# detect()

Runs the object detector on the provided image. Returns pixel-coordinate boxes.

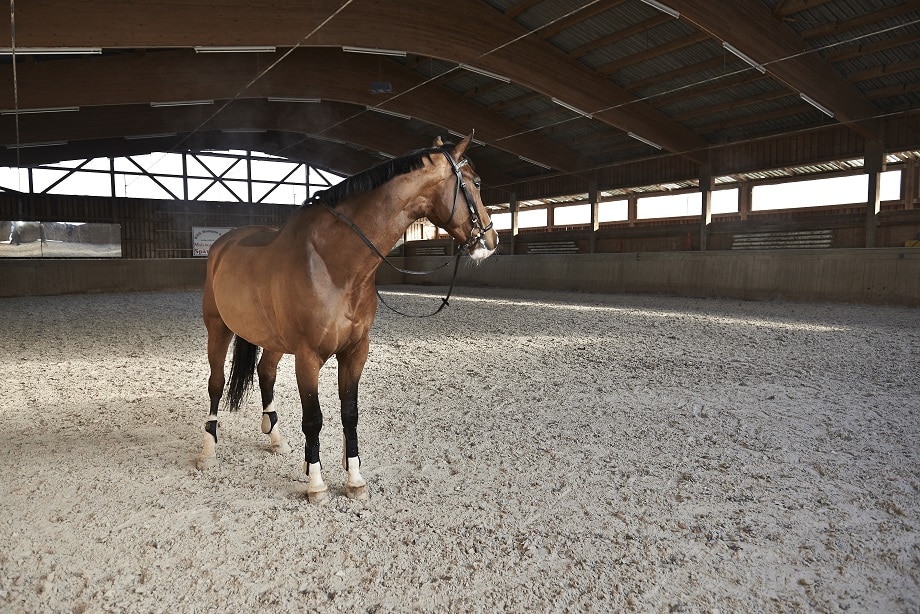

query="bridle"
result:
[315,147,493,317]
[441,149,494,253]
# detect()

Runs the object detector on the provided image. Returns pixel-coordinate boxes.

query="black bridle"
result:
[316,148,492,317]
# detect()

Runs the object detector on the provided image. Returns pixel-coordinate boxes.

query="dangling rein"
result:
[318,200,463,318]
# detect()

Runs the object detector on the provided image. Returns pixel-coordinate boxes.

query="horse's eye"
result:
[474,180,482,190]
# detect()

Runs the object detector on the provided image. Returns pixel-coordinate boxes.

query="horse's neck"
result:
[334,184,427,253]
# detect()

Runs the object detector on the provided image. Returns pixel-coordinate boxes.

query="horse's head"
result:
[427,133,498,262]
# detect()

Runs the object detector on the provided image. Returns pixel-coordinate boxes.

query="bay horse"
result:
[196,134,498,504]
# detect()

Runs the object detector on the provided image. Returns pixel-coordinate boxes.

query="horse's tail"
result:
[226,335,260,412]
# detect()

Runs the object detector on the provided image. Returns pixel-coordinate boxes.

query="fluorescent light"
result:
[377,151,395,159]
[627,132,662,149]
[268,97,321,103]
[518,156,551,170]
[800,93,834,118]
[0,106,79,115]
[551,98,593,119]
[221,128,267,134]
[6,141,67,149]
[342,46,406,57]
[125,133,177,140]
[365,105,411,120]
[722,42,766,74]
[194,46,275,53]
[459,64,510,83]
[150,100,214,108]
[638,0,680,18]
[0,47,101,55]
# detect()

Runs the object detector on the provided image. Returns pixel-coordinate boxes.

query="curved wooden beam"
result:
[4,0,710,162]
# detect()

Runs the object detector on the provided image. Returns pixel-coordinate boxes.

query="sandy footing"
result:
[1,287,918,612]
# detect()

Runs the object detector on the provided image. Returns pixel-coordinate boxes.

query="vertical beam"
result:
[902,156,918,210]
[699,163,713,252]
[246,150,254,206]
[739,180,753,220]
[865,139,884,248]
[589,182,599,253]
[546,204,555,229]
[627,195,638,227]
[181,153,189,202]
[509,193,519,254]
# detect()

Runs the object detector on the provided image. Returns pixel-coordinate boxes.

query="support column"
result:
[739,180,753,221]
[589,182,599,253]
[865,139,884,248]
[546,205,555,229]
[699,163,713,252]
[902,156,918,210]
[509,193,519,255]
[627,195,637,227]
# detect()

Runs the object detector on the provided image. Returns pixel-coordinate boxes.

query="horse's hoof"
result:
[346,484,369,501]
[270,441,292,455]
[195,454,217,471]
[307,487,331,505]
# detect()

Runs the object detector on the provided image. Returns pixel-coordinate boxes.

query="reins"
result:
[314,147,489,318]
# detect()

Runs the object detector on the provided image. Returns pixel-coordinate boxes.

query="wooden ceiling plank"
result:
[800,3,920,41]
[598,32,709,76]
[568,14,671,58]
[504,0,543,19]
[539,0,627,39]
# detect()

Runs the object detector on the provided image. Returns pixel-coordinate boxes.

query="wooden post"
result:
[509,193,519,255]
[627,195,637,227]
[865,139,884,248]
[699,163,713,252]
[589,182,599,253]
[903,156,918,210]
[739,180,753,220]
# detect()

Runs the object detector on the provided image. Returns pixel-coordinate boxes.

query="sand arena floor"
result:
[1,286,918,612]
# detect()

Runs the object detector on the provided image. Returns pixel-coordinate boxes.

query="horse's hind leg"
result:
[197,294,233,470]
[257,350,292,455]
[338,336,369,501]
[296,351,329,504]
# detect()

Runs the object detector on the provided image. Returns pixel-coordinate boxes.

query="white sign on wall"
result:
[192,227,233,257]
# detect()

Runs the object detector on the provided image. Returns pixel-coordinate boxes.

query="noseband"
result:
[441,150,494,253]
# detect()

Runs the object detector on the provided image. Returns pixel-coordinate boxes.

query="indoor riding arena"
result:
[1,2,919,612]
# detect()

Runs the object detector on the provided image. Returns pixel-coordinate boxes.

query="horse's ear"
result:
[432,136,444,147]
[452,131,474,158]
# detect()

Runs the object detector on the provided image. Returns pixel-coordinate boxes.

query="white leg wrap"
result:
[345,456,366,489]
[304,462,330,504]
[195,419,218,471]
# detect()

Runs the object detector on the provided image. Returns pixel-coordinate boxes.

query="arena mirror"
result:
[0,221,122,258]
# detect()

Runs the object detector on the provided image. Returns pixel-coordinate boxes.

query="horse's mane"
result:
[306,143,455,209]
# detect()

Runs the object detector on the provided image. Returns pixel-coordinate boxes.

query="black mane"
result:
[307,144,455,209]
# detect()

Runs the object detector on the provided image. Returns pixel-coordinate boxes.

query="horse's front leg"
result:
[257,350,292,455]
[196,311,233,470]
[296,352,329,504]
[338,337,369,501]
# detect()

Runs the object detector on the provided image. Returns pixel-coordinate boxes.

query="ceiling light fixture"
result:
[268,97,321,103]
[638,0,680,19]
[627,132,662,149]
[124,133,177,140]
[6,141,67,149]
[150,100,215,108]
[194,46,276,53]
[448,130,485,145]
[365,106,411,120]
[342,46,407,57]
[722,42,766,74]
[551,98,593,119]
[519,156,551,170]
[0,106,79,115]
[799,93,834,118]
[0,47,101,55]
[459,64,510,83]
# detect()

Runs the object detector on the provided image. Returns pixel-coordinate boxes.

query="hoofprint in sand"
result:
[1,287,917,612]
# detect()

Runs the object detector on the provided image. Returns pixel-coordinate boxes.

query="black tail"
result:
[226,335,260,412]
